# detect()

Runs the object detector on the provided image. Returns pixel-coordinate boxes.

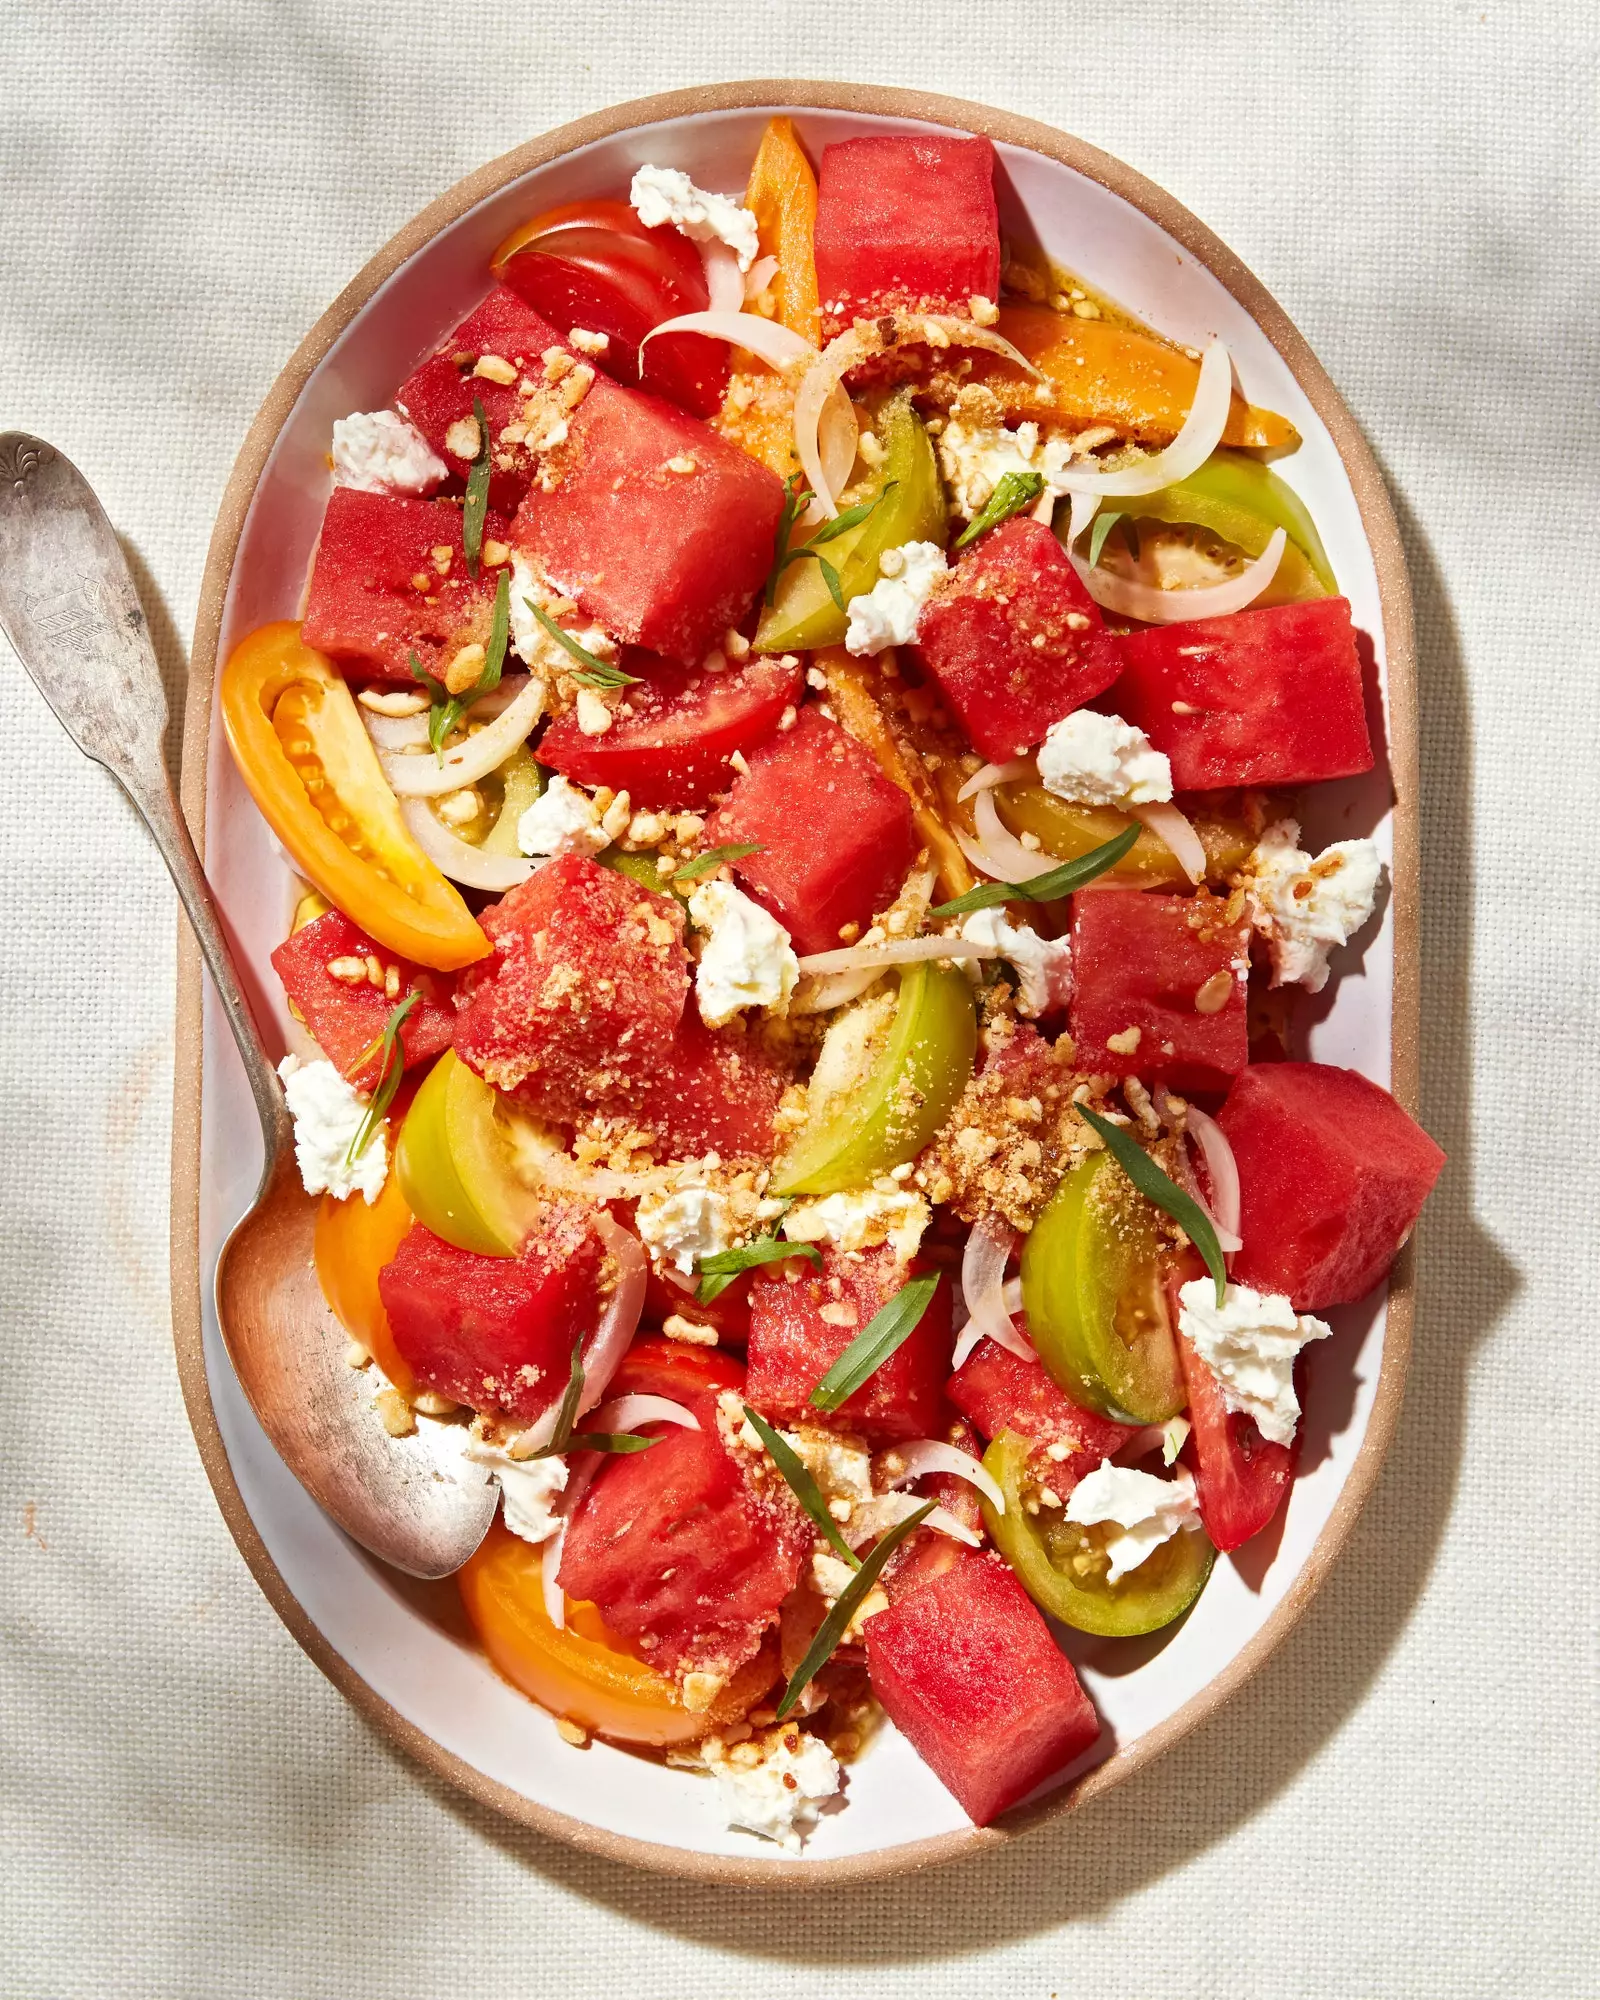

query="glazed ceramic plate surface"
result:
[173,83,1417,1880]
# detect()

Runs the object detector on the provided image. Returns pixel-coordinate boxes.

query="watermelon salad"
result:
[221,118,1444,1852]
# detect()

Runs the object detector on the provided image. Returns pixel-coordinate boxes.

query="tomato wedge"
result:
[491,197,728,417]
[1168,1264,1295,1551]
[608,1333,745,1402]
[220,623,488,971]
[313,1169,417,1396]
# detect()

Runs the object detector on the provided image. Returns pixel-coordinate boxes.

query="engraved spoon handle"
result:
[0,433,290,1161]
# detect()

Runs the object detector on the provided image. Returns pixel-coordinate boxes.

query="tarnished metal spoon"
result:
[0,433,495,1577]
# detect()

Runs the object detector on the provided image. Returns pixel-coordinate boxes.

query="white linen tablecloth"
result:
[1,3,1594,1994]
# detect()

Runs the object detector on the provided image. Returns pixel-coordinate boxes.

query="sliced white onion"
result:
[745,253,780,301]
[957,758,1032,803]
[1131,801,1207,886]
[791,964,888,1014]
[1187,1105,1244,1252]
[1002,1276,1024,1314]
[513,1217,646,1457]
[1065,487,1102,548]
[795,315,1041,516]
[1057,340,1235,497]
[638,309,813,373]
[1073,527,1286,624]
[796,936,990,976]
[698,238,744,315]
[816,388,860,511]
[400,798,537,891]
[922,1506,983,1548]
[587,1394,699,1435]
[885,1439,1006,1515]
[361,673,530,753]
[382,676,546,798]
[1114,1426,1169,1464]
[541,1453,601,1631]
[960,1215,1035,1363]
[959,789,1063,885]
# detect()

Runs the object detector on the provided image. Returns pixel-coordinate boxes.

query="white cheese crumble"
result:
[1037,709,1172,807]
[635,1185,736,1275]
[463,1440,569,1544]
[959,908,1073,1016]
[781,1188,931,1264]
[508,554,619,676]
[630,164,760,271]
[516,774,607,858]
[936,417,1077,520]
[1064,1462,1202,1583]
[1177,1278,1333,1446]
[277,1056,387,1204]
[330,410,449,496]
[843,541,949,655]
[1246,819,1383,993]
[687,879,799,1026]
[700,1725,841,1851]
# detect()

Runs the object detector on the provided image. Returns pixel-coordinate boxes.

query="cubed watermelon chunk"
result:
[814,135,1000,343]
[912,519,1125,760]
[271,910,455,1088]
[948,1338,1135,1488]
[301,488,510,685]
[640,1012,787,1164]
[376,1210,602,1424]
[746,1246,952,1442]
[1174,1307,1295,1551]
[511,375,785,666]
[1218,1063,1445,1309]
[557,1390,809,1680]
[706,707,921,955]
[1110,598,1374,790]
[539,652,803,809]
[864,1545,1100,1825]
[452,855,688,1125]
[1069,890,1249,1092]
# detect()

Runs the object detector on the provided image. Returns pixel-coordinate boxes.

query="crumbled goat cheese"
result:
[843,541,949,655]
[700,1725,841,1852]
[1247,819,1383,993]
[516,774,607,858]
[936,418,1078,520]
[463,1440,569,1544]
[688,880,799,1026]
[1177,1279,1332,1447]
[277,1056,387,1204]
[1037,709,1172,807]
[1064,1462,1202,1583]
[330,410,448,495]
[959,908,1073,1016]
[630,164,760,271]
[635,1186,736,1275]
[507,554,619,675]
[782,1189,931,1264]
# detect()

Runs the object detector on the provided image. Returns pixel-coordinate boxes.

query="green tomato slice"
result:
[598,843,684,900]
[993,785,1254,891]
[1020,1151,1186,1424]
[754,390,948,655]
[773,961,977,1195]
[981,1430,1214,1637]
[1109,448,1336,600]
[478,748,544,858]
[395,1049,538,1257]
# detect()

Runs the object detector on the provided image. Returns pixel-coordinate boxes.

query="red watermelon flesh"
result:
[864,1545,1100,1825]
[639,1010,788,1165]
[746,1245,952,1443]
[271,910,455,1088]
[814,135,1001,343]
[452,854,689,1125]
[1069,890,1249,1093]
[1109,597,1374,791]
[376,1211,602,1425]
[948,1338,1135,1489]
[300,488,510,685]
[557,1389,809,1680]
[539,651,802,810]
[912,519,1125,760]
[1218,1062,1445,1309]
[706,707,921,955]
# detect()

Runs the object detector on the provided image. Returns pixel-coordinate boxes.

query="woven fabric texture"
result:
[1,2,1595,1995]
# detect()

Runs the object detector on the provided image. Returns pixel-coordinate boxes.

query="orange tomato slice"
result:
[314,1170,417,1395]
[744,116,820,345]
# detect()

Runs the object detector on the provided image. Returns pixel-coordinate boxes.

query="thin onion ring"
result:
[541,1454,599,1630]
[956,758,1032,803]
[1131,801,1208,885]
[1073,526,1286,624]
[697,239,744,314]
[791,965,887,1014]
[638,309,813,373]
[361,673,529,753]
[885,1439,1006,1515]
[744,253,779,300]
[1057,340,1235,497]
[512,1218,647,1457]
[399,798,537,892]
[588,1394,700,1435]
[382,676,546,797]
[1187,1105,1244,1252]
[960,1215,1034,1362]
[796,936,989,976]
[961,789,1064,884]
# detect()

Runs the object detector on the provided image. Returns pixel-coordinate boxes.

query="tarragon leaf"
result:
[1075,1102,1227,1306]
[695,1234,821,1305]
[527,602,639,687]
[464,394,492,577]
[741,1404,860,1570]
[929,824,1141,916]
[809,1273,941,1412]
[673,843,763,883]
[344,991,419,1170]
[954,469,1045,548]
[1087,508,1126,567]
[775,1502,935,1720]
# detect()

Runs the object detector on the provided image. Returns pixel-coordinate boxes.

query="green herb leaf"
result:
[766,479,894,608]
[407,572,512,763]
[527,602,640,687]
[344,991,420,1169]
[929,823,1142,917]
[954,469,1045,549]
[775,1501,935,1720]
[784,547,845,611]
[809,479,897,546]
[809,1273,941,1413]
[741,1404,861,1570]
[464,395,491,578]
[561,1431,661,1455]
[481,568,510,694]
[1075,1102,1228,1306]
[1087,508,1126,567]
[695,1234,821,1305]
[526,1338,587,1459]
[765,473,814,606]
[673,842,763,883]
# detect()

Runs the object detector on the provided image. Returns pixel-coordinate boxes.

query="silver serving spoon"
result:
[0,433,495,1577]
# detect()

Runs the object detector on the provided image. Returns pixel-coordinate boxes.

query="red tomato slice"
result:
[609,1332,746,1403]
[1168,1264,1295,1552]
[642,1265,754,1346]
[491,198,729,417]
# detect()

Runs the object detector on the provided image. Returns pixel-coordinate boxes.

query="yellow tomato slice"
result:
[220,622,489,971]
[313,1169,417,1396]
